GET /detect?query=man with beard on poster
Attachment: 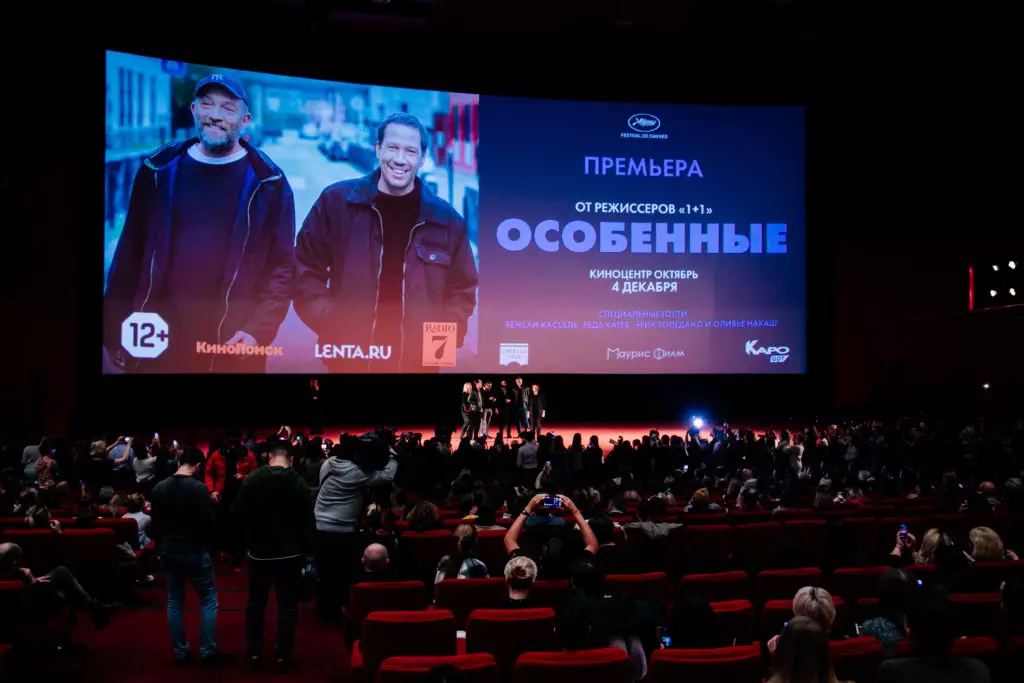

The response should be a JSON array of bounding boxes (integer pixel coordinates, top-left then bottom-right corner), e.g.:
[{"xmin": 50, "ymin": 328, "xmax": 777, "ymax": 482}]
[
  {"xmin": 294, "ymin": 113, "xmax": 478, "ymax": 373},
  {"xmin": 104, "ymin": 74, "xmax": 295, "ymax": 374}
]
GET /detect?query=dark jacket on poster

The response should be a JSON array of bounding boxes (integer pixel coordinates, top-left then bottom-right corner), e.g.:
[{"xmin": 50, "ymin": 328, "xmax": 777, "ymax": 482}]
[
  {"xmin": 232, "ymin": 465, "xmax": 314, "ymax": 560},
  {"xmin": 293, "ymin": 170, "xmax": 478, "ymax": 371},
  {"xmin": 104, "ymin": 138, "xmax": 295, "ymax": 372}
]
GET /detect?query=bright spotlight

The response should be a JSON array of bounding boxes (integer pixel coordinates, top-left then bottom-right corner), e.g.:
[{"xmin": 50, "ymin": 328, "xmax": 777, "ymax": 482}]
[
  {"xmin": 1009, "ymin": 261, "xmax": 1017, "ymax": 269},
  {"xmin": 983, "ymin": 383, "xmax": 990, "ymax": 390},
  {"xmin": 993, "ymin": 264, "xmax": 999, "ymax": 271},
  {"xmin": 1011, "ymin": 288, "xmax": 1017, "ymax": 296},
  {"xmin": 692, "ymin": 416, "xmax": 705, "ymax": 429},
  {"xmin": 990, "ymin": 290, "xmax": 997, "ymax": 297}
]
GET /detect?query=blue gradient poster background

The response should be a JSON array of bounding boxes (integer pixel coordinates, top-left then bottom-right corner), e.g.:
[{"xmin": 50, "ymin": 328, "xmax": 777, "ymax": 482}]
[{"xmin": 475, "ymin": 98, "xmax": 805, "ymax": 373}]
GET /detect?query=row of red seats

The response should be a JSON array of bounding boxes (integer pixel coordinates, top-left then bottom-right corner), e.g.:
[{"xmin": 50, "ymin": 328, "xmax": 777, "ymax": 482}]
[
  {"xmin": 350, "ymin": 608, "xmax": 1024, "ymax": 683},
  {"xmin": 345, "ymin": 576, "xmax": 1019, "ymax": 643}
]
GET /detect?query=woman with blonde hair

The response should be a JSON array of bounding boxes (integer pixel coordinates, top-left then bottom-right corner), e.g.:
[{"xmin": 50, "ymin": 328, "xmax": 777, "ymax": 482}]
[
  {"xmin": 435, "ymin": 524, "xmax": 489, "ymax": 583},
  {"xmin": 459, "ymin": 382, "xmax": 474, "ymax": 440},
  {"xmin": 913, "ymin": 528, "xmax": 953, "ymax": 564},
  {"xmin": 769, "ymin": 617, "xmax": 847, "ymax": 683},
  {"xmin": 969, "ymin": 526, "xmax": 1018, "ymax": 562},
  {"xmin": 769, "ymin": 586, "xmax": 837, "ymax": 654}
]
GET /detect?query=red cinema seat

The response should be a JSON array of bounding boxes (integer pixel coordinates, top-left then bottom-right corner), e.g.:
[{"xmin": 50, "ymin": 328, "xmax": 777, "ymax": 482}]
[
  {"xmin": 710, "ymin": 600, "xmax": 756, "ymax": 646},
  {"xmin": 680, "ymin": 571, "xmax": 752, "ymax": 603},
  {"xmin": 853, "ymin": 597, "xmax": 881, "ymax": 623},
  {"xmin": 474, "ymin": 530, "xmax": 510, "ymax": 574},
  {"xmin": 949, "ymin": 593, "xmax": 1002, "ymax": 637},
  {"xmin": 830, "ymin": 566, "xmax": 889, "ymax": 603},
  {"xmin": 435, "ymin": 578, "xmax": 507, "ymax": 628},
  {"xmin": 962, "ymin": 560, "xmax": 1024, "ymax": 594},
  {"xmin": 830, "ymin": 636, "xmax": 885, "ymax": 683},
  {"xmin": 842, "ymin": 517, "xmax": 879, "ymax": 557},
  {"xmin": 398, "ymin": 531, "xmax": 455, "ymax": 582},
  {"xmin": 908, "ymin": 563, "xmax": 937, "ymax": 585},
  {"xmin": 732, "ymin": 522, "xmax": 782, "ymax": 568},
  {"xmin": 0, "ymin": 580, "xmax": 73, "ymax": 649},
  {"xmin": 526, "ymin": 580, "xmax": 573, "ymax": 609},
  {"xmin": 466, "ymin": 608, "xmax": 557, "ymax": 673},
  {"xmin": 682, "ymin": 514, "xmax": 729, "ymax": 526},
  {"xmin": 606, "ymin": 572, "xmax": 673, "ymax": 606},
  {"xmin": 683, "ymin": 525, "xmax": 733, "ymax": 572},
  {"xmin": 377, "ymin": 654, "xmax": 499, "ymax": 683},
  {"xmin": 950, "ymin": 637, "xmax": 1002, "ymax": 680},
  {"xmin": 647, "ymin": 643, "xmax": 763, "ymax": 683},
  {"xmin": 727, "ymin": 512, "xmax": 773, "ymax": 526},
  {"xmin": 91, "ymin": 518, "xmax": 140, "ymax": 550},
  {"xmin": 772, "ymin": 509, "xmax": 816, "ymax": 524},
  {"xmin": 782, "ymin": 521, "xmax": 828, "ymax": 562},
  {"xmin": 756, "ymin": 567, "xmax": 825, "ymax": 603},
  {"xmin": 351, "ymin": 610, "xmax": 457, "ymax": 683},
  {"xmin": 346, "ymin": 582, "xmax": 428, "ymax": 644},
  {"xmin": 513, "ymin": 648, "xmax": 633, "ymax": 683}
]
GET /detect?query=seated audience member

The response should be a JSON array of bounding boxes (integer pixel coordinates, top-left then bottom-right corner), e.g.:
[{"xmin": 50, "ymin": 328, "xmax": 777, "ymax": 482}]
[
  {"xmin": 737, "ymin": 486, "xmax": 761, "ymax": 511},
  {"xmin": 556, "ymin": 599, "xmax": 596, "ymax": 652},
  {"xmin": 472, "ymin": 495, "xmax": 505, "ymax": 531},
  {"xmin": 25, "ymin": 504, "xmax": 60, "ymax": 532},
  {"xmin": 768, "ymin": 617, "xmax": 847, "ymax": 683},
  {"xmin": 623, "ymin": 498, "xmax": 682, "ymax": 540},
  {"xmin": 567, "ymin": 559, "xmax": 649, "ymax": 680},
  {"xmin": 968, "ymin": 526, "xmax": 1018, "ymax": 562},
  {"xmin": 435, "ymin": 524, "xmax": 489, "ymax": 583},
  {"xmin": 685, "ymin": 487, "xmax": 722, "ymax": 513},
  {"xmin": 359, "ymin": 543, "xmax": 393, "ymax": 582},
  {"xmin": 0, "ymin": 542, "xmax": 117, "ymax": 632},
  {"xmin": 875, "ymin": 586, "xmax": 991, "ymax": 683},
  {"xmin": 768, "ymin": 586, "xmax": 838, "ymax": 655},
  {"xmin": 122, "ymin": 493, "xmax": 152, "ymax": 548},
  {"xmin": 405, "ymin": 500, "xmax": 443, "ymax": 531},
  {"xmin": 75, "ymin": 494, "xmax": 101, "ymax": 525},
  {"xmin": 503, "ymin": 555, "xmax": 537, "ymax": 608},
  {"xmin": 913, "ymin": 528, "xmax": 952, "ymax": 565},
  {"xmin": 589, "ymin": 515, "xmax": 633, "ymax": 574},
  {"xmin": 504, "ymin": 494, "xmax": 599, "ymax": 575},
  {"xmin": 667, "ymin": 595, "xmax": 719, "ymax": 648},
  {"xmin": 859, "ymin": 568, "xmax": 915, "ymax": 656},
  {"xmin": 525, "ymin": 492, "xmax": 566, "ymax": 529}
]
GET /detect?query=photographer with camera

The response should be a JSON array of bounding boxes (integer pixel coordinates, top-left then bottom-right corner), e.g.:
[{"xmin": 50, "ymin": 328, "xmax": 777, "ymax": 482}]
[{"xmin": 313, "ymin": 432, "xmax": 398, "ymax": 623}]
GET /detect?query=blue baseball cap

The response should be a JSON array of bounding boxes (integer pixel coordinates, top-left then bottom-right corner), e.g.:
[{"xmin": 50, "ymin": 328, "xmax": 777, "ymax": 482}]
[{"xmin": 194, "ymin": 74, "xmax": 249, "ymax": 105}]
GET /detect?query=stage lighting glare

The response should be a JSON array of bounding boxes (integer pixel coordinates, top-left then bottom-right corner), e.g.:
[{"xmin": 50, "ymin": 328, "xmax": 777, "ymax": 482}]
[
  {"xmin": 1011, "ymin": 288, "xmax": 1017, "ymax": 296},
  {"xmin": 990, "ymin": 290, "xmax": 997, "ymax": 297},
  {"xmin": 993, "ymin": 264, "xmax": 999, "ymax": 271},
  {"xmin": 1010, "ymin": 261, "xmax": 1017, "ymax": 269},
  {"xmin": 983, "ymin": 383, "xmax": 991, "ymax": 389},
  {"xmin": 692, "ymin": 416, "xmax": 705, "ymax": 429}
]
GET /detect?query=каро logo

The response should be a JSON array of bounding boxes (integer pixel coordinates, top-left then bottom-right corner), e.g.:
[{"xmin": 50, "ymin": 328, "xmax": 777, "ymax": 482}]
[
  {"xmin": 627, "ymin": 113, "xmax": 661, "ymax": 133},
  {"xmin": 745, "ymin": 339, "xmax": 790, "ymax": 364}
]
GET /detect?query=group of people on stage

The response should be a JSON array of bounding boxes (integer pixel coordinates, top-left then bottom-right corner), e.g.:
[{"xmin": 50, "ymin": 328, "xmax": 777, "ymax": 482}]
[{"xmin": 460, "ymin": 377, "xmax": 546, "ymax": 441}]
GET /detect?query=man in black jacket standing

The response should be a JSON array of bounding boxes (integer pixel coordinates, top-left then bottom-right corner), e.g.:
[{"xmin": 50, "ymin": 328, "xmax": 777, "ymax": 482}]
[
  {"xmin": 232, "ymin": 442, "xmax": 313, "ymax": 672},
  {"xmin": 150, "ymin": 448, "xmax": 229, "ymax": 666},
  {"xmin": 104, "ymin": 75, "xmax": 295, "ymax": 374},
  {"xmin": 294, "ymin": 112, "xmax": 478, "ymax": 373},
  {"xmin": 528, "ymin": 384, "xmax": 547, "ymax": 435}
]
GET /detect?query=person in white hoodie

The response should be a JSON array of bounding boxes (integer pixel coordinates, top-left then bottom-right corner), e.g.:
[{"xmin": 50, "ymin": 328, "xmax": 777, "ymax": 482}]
[{"xmin": 312, "ymin": 434, "xmax": 398, "ymax": 623}]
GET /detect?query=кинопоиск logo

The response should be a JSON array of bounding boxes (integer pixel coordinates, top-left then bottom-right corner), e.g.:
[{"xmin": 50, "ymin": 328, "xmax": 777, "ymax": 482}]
[
  {"xmin": 627, "ymin": 113, "xmax": 661, "ymax": 133},
  {"xmin": 745, "ymin": 339, "xmax": 790, "ymax": 364}
]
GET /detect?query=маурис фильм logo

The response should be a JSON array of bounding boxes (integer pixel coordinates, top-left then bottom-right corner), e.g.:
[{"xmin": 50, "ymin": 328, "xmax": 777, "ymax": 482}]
[{"xmin": 627, "ymin": 113, "xmax": 661, "ymax": 133}]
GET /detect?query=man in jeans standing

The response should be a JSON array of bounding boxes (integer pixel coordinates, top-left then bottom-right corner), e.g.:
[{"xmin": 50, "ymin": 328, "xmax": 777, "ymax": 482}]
[
  {"xmin": 232, "ymin": 442, "xmax": 314, "ymax": 672},
  {"xmin": 150, "ymin": 448, "xmax": 230, "ymax": 667}
]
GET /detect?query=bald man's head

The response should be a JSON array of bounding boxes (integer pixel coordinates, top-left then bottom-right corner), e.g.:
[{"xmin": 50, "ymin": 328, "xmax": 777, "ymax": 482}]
[
  {"xmin": 979, "ymin": 481, "xmax": 997, "ymax": 496},
  {"xmin": 362, "ymin": 543, "xmax": 389, "ymax": 572}
]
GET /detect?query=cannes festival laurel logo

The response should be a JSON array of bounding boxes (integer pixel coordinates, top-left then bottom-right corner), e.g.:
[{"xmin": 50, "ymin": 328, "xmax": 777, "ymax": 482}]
[{"xmin": 627, "ymin": 113, "xmax": 661, "ymax": 133}]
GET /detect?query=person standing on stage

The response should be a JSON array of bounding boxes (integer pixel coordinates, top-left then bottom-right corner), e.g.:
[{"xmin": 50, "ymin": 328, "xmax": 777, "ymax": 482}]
[
  {"xmin": 481, "ymin": 381, "xmax": 496, "ymax": 438},
  {"xmin": 459, "ymin": 382, "xmax": 474, "ymax": 440},
  {"xmin": 496, "ymin": 379, "xmax": 515, "ymax": 439},
  {"xmin": 513, "ymin": 377, "xmax": 529, "ymax": 436},
  {"xmin": 309, "ymin": 379, "xmax": 322, "ymax": 435},
  {"xmin": 527, "ymin": 384, "xmax": 547, "ymax": 436}
]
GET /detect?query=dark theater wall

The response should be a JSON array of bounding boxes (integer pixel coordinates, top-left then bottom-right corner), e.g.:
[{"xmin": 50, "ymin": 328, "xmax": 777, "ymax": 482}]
[{"xmin": 3, "ymin": 5, "xmax": 1019, "ymax": 439}]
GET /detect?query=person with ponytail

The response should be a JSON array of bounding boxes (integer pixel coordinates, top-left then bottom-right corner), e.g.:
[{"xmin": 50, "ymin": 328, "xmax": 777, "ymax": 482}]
[{"xmin": 435, "ymin": 523, "xmax": 489, "ymax": 583}]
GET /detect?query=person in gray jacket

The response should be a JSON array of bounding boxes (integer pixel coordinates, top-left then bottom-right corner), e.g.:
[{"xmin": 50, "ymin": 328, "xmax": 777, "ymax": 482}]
[{"xmin": 313, "ymin": 434, "xmax": 398, "ymax": 622}]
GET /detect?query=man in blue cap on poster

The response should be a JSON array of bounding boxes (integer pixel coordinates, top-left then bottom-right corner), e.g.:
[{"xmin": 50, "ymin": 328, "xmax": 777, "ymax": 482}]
[{"xmin": 104, "ymin": 74, "xmax": 295, "ymax": 373}]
